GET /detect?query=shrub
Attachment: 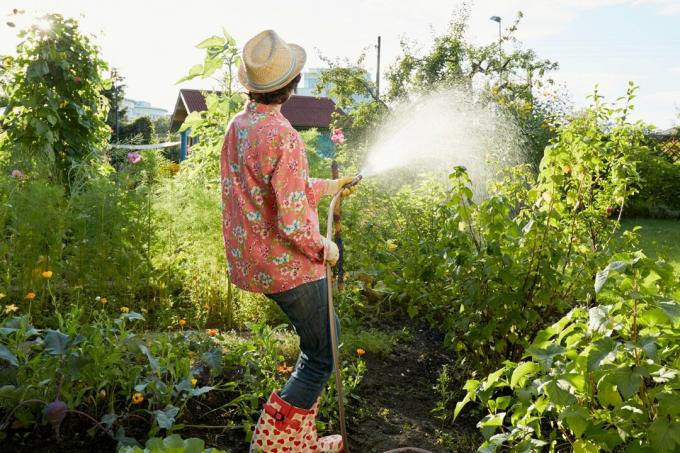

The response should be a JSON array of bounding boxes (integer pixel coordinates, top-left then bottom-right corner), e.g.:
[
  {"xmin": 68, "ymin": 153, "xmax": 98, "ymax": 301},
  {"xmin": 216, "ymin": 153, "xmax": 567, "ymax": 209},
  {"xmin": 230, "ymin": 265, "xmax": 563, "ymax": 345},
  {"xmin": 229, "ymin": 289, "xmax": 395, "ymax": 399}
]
[
  {"xmin": 627, "ymin": 141, "xmax": 680, "ymax": 218},
  {"xmin": 457, "ymin": 254, "xmax": 680, "ymax": 452}
]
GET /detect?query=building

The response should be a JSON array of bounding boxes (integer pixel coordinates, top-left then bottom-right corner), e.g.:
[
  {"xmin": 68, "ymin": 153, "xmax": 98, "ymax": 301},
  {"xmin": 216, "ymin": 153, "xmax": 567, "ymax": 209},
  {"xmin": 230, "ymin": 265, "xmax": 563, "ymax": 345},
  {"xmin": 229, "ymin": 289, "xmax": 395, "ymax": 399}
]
[
  {"xmin": 296, "ymin": 67, "xmax": 372, "ymax": 107},
  {"xmin": 169, "ymin": 89, "xmax": 342, "ymax": 160},
  {"xmin": 122, "ymin": 98, "xmax": 169, "ymax": 122}
]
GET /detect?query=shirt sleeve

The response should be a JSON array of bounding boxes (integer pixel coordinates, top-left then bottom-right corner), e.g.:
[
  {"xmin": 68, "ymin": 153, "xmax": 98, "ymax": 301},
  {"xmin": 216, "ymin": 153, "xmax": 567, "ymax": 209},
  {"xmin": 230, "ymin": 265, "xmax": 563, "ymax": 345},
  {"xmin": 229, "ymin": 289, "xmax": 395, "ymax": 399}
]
[
  {"xmin": 270, "ymin": 128, "xmax": 325, "ymax": 263},
  {"xmin": 308, "ymin": 178, "xmax": 331, "ymax": 205}
]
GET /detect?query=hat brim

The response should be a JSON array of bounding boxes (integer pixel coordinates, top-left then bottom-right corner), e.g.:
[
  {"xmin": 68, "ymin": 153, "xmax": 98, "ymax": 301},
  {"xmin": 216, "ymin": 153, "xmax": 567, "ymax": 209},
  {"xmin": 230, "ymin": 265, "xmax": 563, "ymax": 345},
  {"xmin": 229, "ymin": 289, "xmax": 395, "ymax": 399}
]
[{"xmin": 238, "ymin": 44, "xmax": 306, "ymax": 94}]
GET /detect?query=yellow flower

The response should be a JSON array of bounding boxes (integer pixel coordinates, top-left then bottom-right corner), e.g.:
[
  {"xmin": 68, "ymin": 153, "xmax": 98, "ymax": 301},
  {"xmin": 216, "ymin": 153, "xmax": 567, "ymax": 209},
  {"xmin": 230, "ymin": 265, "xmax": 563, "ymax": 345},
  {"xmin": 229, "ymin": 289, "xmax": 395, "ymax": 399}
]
[
  {"xmin": 356, "ymin": 348, "xmax": 366, "ymax": 357},
  {"xmin": 25, "ymin": 292, "xmax": 36, "ymax": 301},
  {"xmin": 191, "ymin": 378, "xmax": 198, "ymax": 386},
  {"xmin": 178, "ymin": 319, "xmax": 186, "ymax": 327},
  {"xmin": 131, "ymin": 393, "xmax": 144, "ymax": 404},
  {"xmin": 41, "ymin": 270, "xmax": 53, "ymax": 279},
  {"xmin": 4, "ymin": 304, "xmax": 18, "ymax": 314},
  {"xmin": 99, "ymin": 389, "xmax": 107, "ymax": 400},
  {"xmin": 207, "ymin": 328, "xmax": 218, "ymax": 337},
  {"xmin": 100, "ymin": 297, "xmax": 108, "ymax": 305},
  {"xmin": 120, "ymin": 306, "xmax": 129, "ymax": 313},
  {"xmin": 386, "ymin": 240, "xmax": 398, "ymax": 252},
  {"xmin": 562, "ymin": 164, "xmax": 572, "ymax": 174}
]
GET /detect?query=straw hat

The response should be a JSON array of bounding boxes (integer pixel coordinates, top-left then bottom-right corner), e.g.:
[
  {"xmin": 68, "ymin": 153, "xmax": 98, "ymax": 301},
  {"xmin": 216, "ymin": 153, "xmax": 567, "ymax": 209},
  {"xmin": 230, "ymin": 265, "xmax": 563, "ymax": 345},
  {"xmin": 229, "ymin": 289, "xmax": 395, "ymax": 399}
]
[{"xmin": 238, "ymin": 30, "xmax": 306, "ymax": 93}]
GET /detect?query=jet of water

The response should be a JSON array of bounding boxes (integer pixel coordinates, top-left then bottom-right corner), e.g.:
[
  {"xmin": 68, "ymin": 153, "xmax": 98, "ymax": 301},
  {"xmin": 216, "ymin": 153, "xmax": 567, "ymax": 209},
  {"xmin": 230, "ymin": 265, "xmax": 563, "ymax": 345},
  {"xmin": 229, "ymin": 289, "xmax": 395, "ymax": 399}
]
[{"xmin": 359, "ymin": 88, "xmax": 524, "ymax": 191}]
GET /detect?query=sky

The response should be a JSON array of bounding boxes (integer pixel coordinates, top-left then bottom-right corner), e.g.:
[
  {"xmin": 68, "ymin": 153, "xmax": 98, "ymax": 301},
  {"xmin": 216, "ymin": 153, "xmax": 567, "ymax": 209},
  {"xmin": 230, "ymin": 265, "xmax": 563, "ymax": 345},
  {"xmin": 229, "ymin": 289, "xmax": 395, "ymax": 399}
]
[{"xmin": 1, "ymin": 0, "xmax": 679, "ymax": 128}]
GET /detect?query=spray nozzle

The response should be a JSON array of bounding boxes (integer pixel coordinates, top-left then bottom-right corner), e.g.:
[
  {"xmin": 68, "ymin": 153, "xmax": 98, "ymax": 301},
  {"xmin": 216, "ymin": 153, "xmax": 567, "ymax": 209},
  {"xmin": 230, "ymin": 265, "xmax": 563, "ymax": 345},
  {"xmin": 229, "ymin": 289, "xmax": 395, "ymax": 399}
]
[{"xmin": 343, "ymin": 174, "xmax": 363, "ymax": 189}]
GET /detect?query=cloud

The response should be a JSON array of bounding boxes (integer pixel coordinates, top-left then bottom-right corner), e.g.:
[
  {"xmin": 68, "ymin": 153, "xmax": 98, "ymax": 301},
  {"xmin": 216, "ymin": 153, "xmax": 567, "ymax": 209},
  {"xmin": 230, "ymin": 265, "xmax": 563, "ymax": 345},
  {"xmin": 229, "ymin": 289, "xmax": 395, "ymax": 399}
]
[{"xmin": 633, "ymin": 0, "xmax": 680, "ymax": 15}]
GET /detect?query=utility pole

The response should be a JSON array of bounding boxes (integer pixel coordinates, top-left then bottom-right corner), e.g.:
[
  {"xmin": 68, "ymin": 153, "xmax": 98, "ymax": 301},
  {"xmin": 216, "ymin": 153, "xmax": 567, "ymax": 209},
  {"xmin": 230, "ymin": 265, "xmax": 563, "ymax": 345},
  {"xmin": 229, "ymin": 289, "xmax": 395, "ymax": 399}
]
[
  {"xmin": 490, "ymin": 16, "xmax": 502, "ymax": 87},
  {"xmin": 376, "ymin": 36, "xmax": 381, "ymax": 100},
  {"xmin": 112, "ymin": 67, "xmax": 120, "ymax": 141}
]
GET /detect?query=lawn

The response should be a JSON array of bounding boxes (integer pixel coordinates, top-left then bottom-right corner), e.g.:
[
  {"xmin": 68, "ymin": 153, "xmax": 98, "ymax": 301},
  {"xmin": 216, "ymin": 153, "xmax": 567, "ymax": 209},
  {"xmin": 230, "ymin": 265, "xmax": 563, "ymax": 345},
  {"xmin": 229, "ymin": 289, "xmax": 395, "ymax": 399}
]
[{"xmin": 621, "ymin": 218, "xmax": 680, "ymax": 272}]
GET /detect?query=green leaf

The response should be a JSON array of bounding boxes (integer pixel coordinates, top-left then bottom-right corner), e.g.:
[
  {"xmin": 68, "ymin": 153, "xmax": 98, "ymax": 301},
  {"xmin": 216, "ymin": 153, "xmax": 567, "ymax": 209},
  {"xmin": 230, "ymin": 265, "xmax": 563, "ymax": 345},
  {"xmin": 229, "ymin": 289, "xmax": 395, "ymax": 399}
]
[
  {"xmin": 649, "ymin": 418, "xmax": 680, "ymax": 451},
  {"xmin": 595, "ymin": 261, "xmax": 627, "ymax": 293},
  {"xmin": 477, "ymin": 412, "xmax": 505, "ymax": 440},
  {"xmin": 196, "ymin": 36, "xmax": 225, "ymax": 49},
  {"xmin": 202, "ymin": 56, "xmax": 223, "ymax": 78},
  {"xmin": 526, "ymin": 343, "xmax": 565, "ymax": 369},
  {"xmin": 574, "ymin": 439, "xmax": 603, "ymax": 453},
  {"xmin": 657, "ymin": 300, "xmax": 680, "ymax": 326},
  {"xmin": 612, "ymin": 367, "xmax": 643, "ymax": 399},
  {"xmin": 561, "ymin": 407, "xmax": 589, "ymax": 438},
  {"xmin": 588, "ymin": 306, "xmax": 612, "ymax": 334},
  {"xmin": 153, "ymin": 405, "xmax": 180, "ymax": 430},
  {"xmin": 44, "ymin": 329, "xmax": 71, "ymax": 355},
  {"xmin": 176, "ymin": 64, "xmax": 204, "ymax": 83},
  {"xmin": 544, "ymin": 379, "xmax": 576, "ymax": 405},
  {"xmin": 121, "ymin": 311, "xmax": 145, "ymax": 322},
  {"xmin": 510, "ymin": 362, "xmax": 541, "ymax": 389},
  {"xmin": 138, "ymin": 344, "xmax": 159, "ymax": 373},
  {"xmin": 597, "ymin": 379, "xmax": 622, "ymax": 407},
  {"xmin": 587, "ymin": 337, "xmax": 617, "ymax": 372},
  {"xmin": 0, "ymin": 344, "xmax": 18, "ymax": 367},
  {"xmin": 190, "ymin": 386, "xmax": 213, "ymax": 397}
]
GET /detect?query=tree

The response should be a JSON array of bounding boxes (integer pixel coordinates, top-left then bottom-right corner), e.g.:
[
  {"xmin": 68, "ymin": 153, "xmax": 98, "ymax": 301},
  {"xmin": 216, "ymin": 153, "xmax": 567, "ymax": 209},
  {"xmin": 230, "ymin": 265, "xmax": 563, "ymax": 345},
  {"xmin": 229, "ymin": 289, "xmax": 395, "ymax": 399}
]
[{"xmin": 0, "ymin": 14, "xmax": 110, "ymax": 191}]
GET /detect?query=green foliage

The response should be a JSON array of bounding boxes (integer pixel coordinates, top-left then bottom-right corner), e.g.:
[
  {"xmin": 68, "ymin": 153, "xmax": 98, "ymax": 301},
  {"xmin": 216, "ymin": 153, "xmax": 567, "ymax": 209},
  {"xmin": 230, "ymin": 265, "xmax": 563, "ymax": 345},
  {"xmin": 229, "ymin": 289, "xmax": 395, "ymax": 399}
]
[
  {"xmin": 119, "ymin": 434, "xmax": 229, "ymax": 453},
  {"xmin": 0, "ymin": 14, "xmax": 110, "ymax": 191},
  {"xmin": 0, "ymin": 305, "xmax": 217, "ymax": 444},
  {"xmin": 457, "ymin": 254, "xmax": 680, "ymax": 452},
  {"xmin": 342, "ymin": 87, "xmax": 644, "ymax": 370},
  {"xmin": 120, "ymin": 116, "xmax": 157, "ymax": 144},
  {"xmin": 627, "ymin": 139, "xmax": 680, "ymax": 218}
]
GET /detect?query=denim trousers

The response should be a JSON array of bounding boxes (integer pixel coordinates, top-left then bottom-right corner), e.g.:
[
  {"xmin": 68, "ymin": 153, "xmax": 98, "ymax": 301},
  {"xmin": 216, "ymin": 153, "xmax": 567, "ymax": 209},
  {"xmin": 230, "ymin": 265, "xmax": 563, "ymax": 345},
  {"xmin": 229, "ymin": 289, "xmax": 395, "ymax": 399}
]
[{"xmin": 266, "ymin": 277, "xmax": 340, "ymax": 410}]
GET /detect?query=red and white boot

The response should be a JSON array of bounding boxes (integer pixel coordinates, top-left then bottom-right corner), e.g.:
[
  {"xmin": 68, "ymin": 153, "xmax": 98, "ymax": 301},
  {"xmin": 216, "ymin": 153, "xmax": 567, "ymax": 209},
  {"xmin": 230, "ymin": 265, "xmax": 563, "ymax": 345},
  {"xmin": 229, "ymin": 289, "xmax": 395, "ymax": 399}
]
[{"xmin": 250, "ymin": 392, "xmax": 344, "ymax": 453}]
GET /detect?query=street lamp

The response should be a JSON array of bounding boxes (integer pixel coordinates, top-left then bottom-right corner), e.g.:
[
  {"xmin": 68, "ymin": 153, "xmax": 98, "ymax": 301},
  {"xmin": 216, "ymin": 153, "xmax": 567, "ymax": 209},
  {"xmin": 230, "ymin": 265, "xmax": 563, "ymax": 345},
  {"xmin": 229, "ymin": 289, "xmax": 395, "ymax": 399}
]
[{"xmin": 490, "ymin": 16, "xmax": 502, "ymax": 86}]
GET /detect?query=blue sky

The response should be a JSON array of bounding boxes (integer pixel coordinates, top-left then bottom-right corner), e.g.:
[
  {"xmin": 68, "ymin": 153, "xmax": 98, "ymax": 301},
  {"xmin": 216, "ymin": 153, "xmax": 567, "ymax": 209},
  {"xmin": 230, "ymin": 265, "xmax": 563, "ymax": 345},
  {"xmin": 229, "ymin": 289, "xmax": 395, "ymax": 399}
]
[{"xmin": 1, "ymin": 0, "xmax": 678, "ymax": 128}]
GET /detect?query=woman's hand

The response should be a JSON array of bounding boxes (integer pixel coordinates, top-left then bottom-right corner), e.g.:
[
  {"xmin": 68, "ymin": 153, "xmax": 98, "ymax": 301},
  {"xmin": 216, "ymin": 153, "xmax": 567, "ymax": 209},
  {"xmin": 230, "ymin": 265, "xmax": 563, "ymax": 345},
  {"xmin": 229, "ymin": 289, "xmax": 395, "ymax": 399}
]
[
  {"xmin": 327, "ymin": 176, "xmax": 358, "ymax": 197},
  {"xmin": 322, "ymin": 238, "xmax": 339, "ymax": 266}
]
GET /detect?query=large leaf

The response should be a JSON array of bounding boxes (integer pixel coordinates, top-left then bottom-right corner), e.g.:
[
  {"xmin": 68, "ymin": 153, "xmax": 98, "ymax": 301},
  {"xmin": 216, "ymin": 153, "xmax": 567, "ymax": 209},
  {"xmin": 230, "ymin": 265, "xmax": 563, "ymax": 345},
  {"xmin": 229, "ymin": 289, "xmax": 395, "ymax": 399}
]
[
  {"xmin": 560, "ymin": 407, "xmax": 589, "ymax": 438},
  {"xmin": 657, "ymin": 300, "xmax": 680, "ymax": 326},
  {"xmin": 587, "ymin": 337, "xmax": 617, "ymax": 372},
  {"xmin": 153, "ymin": 405, "xmax": 179, "ymax": 430},
  {"xmin": 612, "ymin": 367, "xmax": 643, "ymax": 399},
  {"xmin": 44, "ymin": 329, "xmax": 71, "ymax": 355},
  {"xmin": 649, "ymin": 418, "xmax": 680, "ymax": 451},
  {"xmin": 0, "ymin": 344, "xmax": 18, "ymax": 367},
  {"xmin": 138, "ymin": 344, "xmax": 159, "ymax": 373},
  {"xmin": 196, "ymin": 35, "xmax": 225, "ymax": 49},
  {"xmin": 526, "ymin": 343, "xmax": 565, "ymax": 369},
  {"xmin": 594, "ymin": 261, "xmax": 627, "ymax": 293},
  {"xmin": 510, "ymin": 362, "xmax": 541, "ymax": 389},
  {"xmin": 588, "ymin": 306, "xmax": 612, "ymax": 334},
  {"xmin": 573, "ymin": 439, "xmax": 603, "ymax": 453}
]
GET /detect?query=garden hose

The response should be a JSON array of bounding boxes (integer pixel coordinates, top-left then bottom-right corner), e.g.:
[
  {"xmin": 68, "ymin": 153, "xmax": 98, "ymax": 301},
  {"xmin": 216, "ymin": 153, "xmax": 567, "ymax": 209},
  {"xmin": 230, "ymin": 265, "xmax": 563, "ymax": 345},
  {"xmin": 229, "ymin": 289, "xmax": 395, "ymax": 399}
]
[{"xmin": 325, "ymin": 175, "xmax": 433, "ymax": 453}]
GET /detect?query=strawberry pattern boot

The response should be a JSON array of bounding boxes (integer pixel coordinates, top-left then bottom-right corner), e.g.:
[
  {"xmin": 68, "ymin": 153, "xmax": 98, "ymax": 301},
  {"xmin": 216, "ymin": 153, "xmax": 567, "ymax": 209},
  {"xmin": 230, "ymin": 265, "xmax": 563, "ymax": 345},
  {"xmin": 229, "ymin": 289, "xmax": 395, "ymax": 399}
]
[{"xmin": 250, "ymin": 392, "xmax": 344, "ymax": 453}]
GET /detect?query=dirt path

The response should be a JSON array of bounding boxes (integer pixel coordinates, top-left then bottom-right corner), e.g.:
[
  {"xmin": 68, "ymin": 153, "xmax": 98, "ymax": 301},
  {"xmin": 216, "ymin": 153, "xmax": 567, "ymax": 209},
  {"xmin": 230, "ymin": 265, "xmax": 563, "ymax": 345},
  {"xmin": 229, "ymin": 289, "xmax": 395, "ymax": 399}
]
[{"xmin": 346, "ymin": 324, "xmax": 480, "ymax": 453}]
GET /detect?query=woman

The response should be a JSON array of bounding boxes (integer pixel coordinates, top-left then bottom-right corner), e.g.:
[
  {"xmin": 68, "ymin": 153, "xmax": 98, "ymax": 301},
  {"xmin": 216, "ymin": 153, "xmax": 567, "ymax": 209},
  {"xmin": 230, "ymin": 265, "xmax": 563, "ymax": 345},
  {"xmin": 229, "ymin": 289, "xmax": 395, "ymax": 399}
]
[{"xmin": 221, "ymin": 30, "xmax": 354, "ymax": 452}]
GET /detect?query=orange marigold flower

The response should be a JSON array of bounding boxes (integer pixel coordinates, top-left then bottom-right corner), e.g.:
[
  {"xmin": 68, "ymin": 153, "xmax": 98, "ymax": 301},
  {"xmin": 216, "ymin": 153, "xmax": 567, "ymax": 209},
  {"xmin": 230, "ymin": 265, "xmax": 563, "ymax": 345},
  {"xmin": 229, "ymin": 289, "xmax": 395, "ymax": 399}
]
[
  {"xmin": 131, "ymin": 393, "xmax": 144, "ymax": 404},
  {"xmin": 25, "ymin": 292, "xmax": 36, "ymax": 301},
  {"xmin": 178, "ymin": 319, "xmax": 187, "ymax": 327},
  {"xmin": 356, "ymin": 348, "xmax": 366, "ymax": 357},
  {"xmin": 276, "ymin": 362, "xmax": 293, "ymax": 375},
  {"xmin": 41, "ymin": 271, "xmax": 53, "ymax": 279},
  {"xmin": 207, "ymin": 328, "xmax": 218, "ymax": 337},
  {"xmin": 120, "ymin": 306, "xmax": 129, "ymax": 314}
]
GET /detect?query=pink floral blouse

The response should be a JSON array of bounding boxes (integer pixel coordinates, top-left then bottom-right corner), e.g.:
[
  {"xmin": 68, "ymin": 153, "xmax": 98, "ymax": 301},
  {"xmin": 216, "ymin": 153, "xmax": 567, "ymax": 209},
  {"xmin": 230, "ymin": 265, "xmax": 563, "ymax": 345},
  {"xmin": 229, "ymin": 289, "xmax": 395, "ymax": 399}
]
[{"xmin": 220, "ymin": 101, "xmax": 330, "ymax": 293}]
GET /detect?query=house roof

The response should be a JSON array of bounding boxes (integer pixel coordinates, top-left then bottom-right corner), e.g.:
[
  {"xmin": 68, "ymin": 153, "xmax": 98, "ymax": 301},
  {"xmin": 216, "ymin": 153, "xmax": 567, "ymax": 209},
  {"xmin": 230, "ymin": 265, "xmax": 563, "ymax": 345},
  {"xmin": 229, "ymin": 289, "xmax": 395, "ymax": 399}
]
[{"xmin": 170, "ymin": 89, "xmax": 341, "ymax": 132}]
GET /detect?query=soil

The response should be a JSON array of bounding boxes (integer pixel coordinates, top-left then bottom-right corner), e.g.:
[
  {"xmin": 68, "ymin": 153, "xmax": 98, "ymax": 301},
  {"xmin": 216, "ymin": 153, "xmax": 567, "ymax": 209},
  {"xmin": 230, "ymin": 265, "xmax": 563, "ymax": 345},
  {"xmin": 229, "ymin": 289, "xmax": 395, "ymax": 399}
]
[{"xmin": 2, "ymin": 322, "xmax": 481, "ymax": 453}]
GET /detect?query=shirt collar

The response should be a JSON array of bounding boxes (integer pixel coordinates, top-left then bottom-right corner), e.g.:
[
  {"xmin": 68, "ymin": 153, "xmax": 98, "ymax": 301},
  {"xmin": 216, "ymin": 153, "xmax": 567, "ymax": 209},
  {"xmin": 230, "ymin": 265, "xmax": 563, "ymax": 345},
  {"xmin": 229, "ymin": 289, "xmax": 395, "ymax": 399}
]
[{"xmin": 247, "ymin": 101, "xmax": 280, "ymax": 115}]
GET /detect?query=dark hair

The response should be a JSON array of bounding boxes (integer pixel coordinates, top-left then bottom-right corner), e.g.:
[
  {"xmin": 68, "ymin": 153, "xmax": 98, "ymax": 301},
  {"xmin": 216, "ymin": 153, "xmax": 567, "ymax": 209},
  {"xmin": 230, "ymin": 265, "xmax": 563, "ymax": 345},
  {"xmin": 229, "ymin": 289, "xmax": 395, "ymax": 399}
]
[{"xmin": 248, "ymin": 73, "xmax": 301, "ymax": 105}]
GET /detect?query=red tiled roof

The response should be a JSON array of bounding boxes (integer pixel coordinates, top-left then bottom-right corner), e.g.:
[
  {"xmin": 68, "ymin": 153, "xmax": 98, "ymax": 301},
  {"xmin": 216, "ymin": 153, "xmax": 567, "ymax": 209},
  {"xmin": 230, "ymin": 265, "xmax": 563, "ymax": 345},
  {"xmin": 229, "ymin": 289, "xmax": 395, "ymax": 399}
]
[{"xmin": 171, "ymin": 89, "xmax": 340, "ymax": 131}]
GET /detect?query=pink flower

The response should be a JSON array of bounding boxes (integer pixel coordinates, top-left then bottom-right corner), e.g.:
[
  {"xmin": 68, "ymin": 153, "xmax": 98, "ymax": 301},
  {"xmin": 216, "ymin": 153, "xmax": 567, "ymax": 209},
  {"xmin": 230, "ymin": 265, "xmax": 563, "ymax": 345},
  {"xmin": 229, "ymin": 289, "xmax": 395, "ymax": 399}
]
[
  {"xmin": 330, "ymin": 128, "xmax": 345, "ymax": 145},
  {"xmin": 11, "ymin": 169, "xmax": 25, "ymax": 179},
  {"xmin": 127, "ymin": 152, "xmax": 141, "ymax": 164}
]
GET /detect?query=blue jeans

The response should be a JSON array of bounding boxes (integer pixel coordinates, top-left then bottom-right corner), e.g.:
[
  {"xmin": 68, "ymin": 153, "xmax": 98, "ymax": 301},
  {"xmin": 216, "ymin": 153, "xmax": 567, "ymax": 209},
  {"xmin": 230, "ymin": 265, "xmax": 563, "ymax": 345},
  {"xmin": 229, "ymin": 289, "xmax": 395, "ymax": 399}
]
[{"xmin": 266, "ymin": 277, "xmax": 340, "ymax": 410}]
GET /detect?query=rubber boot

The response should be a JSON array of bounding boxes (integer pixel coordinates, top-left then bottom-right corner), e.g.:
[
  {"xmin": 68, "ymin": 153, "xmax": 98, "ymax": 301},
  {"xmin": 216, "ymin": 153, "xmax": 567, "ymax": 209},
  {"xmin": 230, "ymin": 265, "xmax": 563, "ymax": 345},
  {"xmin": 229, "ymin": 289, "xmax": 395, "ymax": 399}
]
[
  {"xmin": 304, "ymin": 398, "xmax": 343, "ymax": 452},
  {"xmin": 250, "ymin": 392, "xmax": 343, "ymax": 453}
]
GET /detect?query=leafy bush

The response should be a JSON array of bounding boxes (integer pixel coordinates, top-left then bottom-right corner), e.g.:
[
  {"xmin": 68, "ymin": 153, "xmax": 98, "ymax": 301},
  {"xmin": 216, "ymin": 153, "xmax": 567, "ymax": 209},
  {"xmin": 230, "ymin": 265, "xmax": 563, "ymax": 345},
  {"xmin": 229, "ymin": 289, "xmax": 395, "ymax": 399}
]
[
  {"xmin": 0, "ymin": 14, "xmax": 110, "ymax": 192},
  {"xmin": 457, "ymin": 254, "xmax": 680, "ymax": 452},
  {"xmin": 627, "ymin": 142, "xmax": 680, "ymax": 218},
  {"xmin": 119, "ymin": 434, "xmax": 229, "ymax": 453},
  {"xmin": 342, "ymin": 88, "xmax": 644, "ymax": 370}
]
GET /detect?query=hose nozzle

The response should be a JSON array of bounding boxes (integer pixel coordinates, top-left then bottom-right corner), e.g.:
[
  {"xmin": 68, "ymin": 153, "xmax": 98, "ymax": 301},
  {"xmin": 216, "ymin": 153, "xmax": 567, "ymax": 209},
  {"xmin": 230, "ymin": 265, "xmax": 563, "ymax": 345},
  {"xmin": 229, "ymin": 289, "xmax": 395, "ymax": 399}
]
[{"xmin": 344, "ymin": 174, "xmax": 363, "ymax": 189}]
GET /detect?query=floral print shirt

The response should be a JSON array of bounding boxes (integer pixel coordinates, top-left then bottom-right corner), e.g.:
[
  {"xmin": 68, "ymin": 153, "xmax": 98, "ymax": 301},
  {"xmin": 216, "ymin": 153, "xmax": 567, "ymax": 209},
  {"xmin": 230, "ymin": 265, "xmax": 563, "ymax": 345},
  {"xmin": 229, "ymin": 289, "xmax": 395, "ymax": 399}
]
[{"xmin": 220, "ymin": 101, "xmax": 330, "ymax": 293}]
